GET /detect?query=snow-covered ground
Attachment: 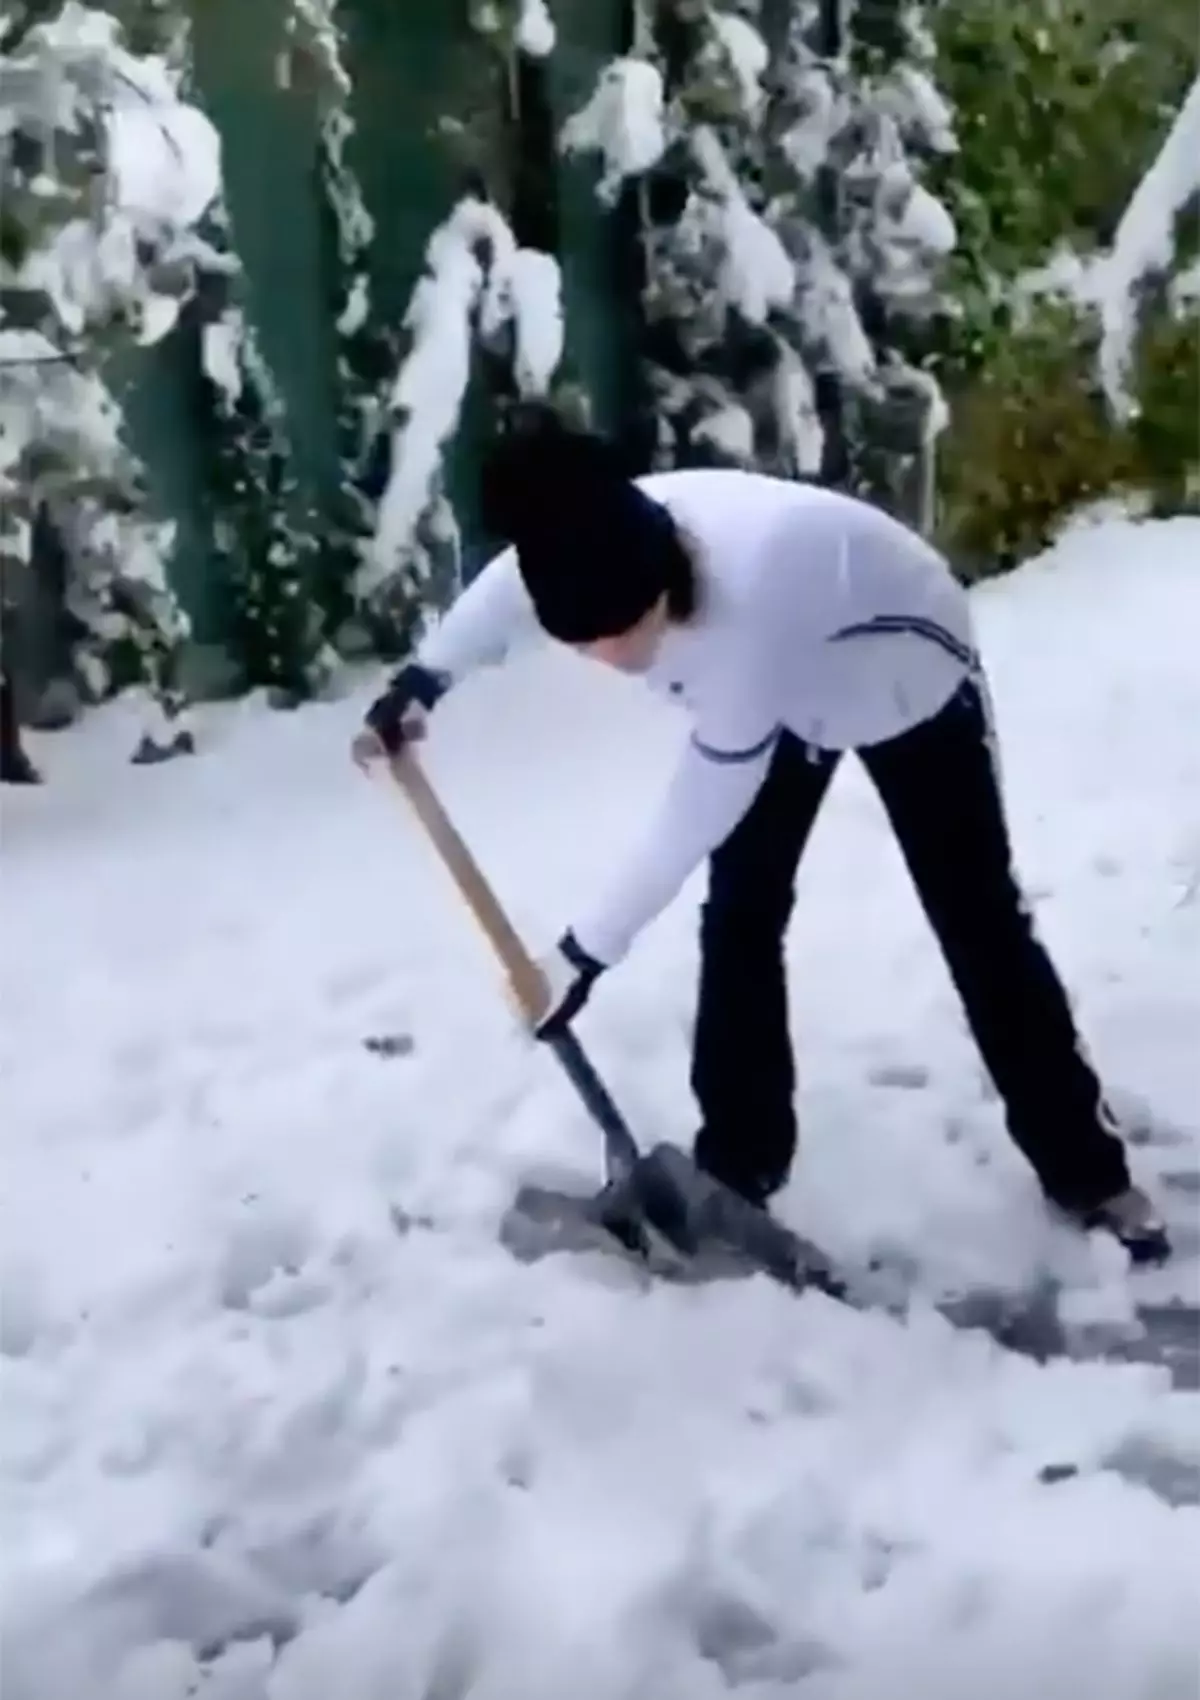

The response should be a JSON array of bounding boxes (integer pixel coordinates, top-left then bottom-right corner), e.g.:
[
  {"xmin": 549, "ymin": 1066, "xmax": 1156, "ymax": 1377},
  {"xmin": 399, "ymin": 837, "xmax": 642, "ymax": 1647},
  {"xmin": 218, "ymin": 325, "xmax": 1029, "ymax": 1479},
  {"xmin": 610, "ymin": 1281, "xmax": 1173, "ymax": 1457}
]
[{"xmin": 2, "ymin": 514, "xmax": 1199, "ymax": 1700}]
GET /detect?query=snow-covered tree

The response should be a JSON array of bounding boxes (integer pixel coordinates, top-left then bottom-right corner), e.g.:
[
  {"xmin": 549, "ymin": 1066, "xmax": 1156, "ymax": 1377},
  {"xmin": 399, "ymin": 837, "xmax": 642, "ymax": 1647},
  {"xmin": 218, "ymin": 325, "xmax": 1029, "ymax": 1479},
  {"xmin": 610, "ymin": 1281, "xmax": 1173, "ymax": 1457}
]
[
  {"xmin": 276, "ymin": 0, "xmax": 393, "ymax": 646},
  {"xmin": 186, "ymin": 197, "xmax": 338, "ymax": 706},
  {"xmin": 0, "ymin": 332, "xmax": 189, "ymax": 733},
  {"xmin": 470, "ymin": 0, "xmax": 567, "ymax": 403},
  {"xmin": 560, "ymin": 1, "xmax": 957, "ymax": 527},
  {"xmin": 170, "ymin": 0, "xmax": 382, "ymax": 706},
  {"xmin": 836, "ymin": 2, "xmax": 959, "ymax": 519},
  {"xmin": 0, "ymin": 0, "xmax": 220, "ymax": 761},
  {"xmin": 319, "ymin": 0, "xmax": 574, "ymax": 661}
]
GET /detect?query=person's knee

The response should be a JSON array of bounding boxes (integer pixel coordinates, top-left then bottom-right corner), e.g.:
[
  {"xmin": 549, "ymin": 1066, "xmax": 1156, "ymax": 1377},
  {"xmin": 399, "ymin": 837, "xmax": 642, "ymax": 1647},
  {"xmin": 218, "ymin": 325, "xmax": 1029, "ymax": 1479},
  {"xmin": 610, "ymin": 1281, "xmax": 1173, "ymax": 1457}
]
[{"xmin": 701, "ymin": 871, "xmax": 794, "ymax": 951}]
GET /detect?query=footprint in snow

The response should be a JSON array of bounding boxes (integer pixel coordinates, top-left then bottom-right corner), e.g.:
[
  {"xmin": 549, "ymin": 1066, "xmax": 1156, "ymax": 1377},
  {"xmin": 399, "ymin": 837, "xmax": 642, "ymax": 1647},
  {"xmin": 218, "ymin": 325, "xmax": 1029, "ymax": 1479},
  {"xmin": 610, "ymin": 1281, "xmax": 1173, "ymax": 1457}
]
[
  {"xmin": 322, "ymin": 961, "xmax": 396, "ymax": 1006},
  {"xmin": 216, "ymin": 1207, "xmax": 315, "ymax": 1312},
  {"xmin": 866, "ymin": 1061, "xmax": 932, "ymax": 1091}
]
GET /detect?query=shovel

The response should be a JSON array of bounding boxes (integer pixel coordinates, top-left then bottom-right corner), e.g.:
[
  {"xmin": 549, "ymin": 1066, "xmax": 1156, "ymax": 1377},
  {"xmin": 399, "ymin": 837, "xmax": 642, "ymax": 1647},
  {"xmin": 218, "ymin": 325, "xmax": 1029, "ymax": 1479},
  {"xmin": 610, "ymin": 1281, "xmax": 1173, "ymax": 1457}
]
[{"xmin": 387, "ymin": 749, "xmax": 848, "ymax": 1293}]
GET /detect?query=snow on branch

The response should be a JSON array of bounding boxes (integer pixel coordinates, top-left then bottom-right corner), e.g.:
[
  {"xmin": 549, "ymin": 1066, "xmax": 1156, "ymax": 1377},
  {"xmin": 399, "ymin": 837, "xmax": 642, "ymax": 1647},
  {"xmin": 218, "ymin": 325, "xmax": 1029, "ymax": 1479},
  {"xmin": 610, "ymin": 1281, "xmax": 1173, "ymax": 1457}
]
[
  {"xmin": 710, "ymin": 12, "xmax": 769, "ymax": 118},
  {"xmin": 689, "ymin": 126, "xmax": 796, "ymax": 325},
  {"xmin": 559, "ymin": 56, "xmax": 666, "ymax": 206},
  {"xmin": 1, "ymin": 3, "xmax": 221, "ymax": 353},
  {"xmin": 363, "ymin": 194, "xmax": 564, "ymax": 599},
  {"xmin": 1096, "ymin": 72, "xmax": 1200, "ymax": 420},
  {"xmin": 516, "ymin": 0, "xmax": 556, "ymax": 58},
  {"xmin": 468, "ymin": 0, "xmax": 556, "ymax": 57},
  {"xmin": 371, "ymin": 204, "xmax": 488, "ymax": 581},
  {"xmin": 0, "ymin": 322, "xmax": 191, "ymax": 746},
  {"xmin": 280, "ymin": 0, "xmax": 385, "ymax": 638},
  {"xmin": 278, "ymin": 0, "xmax": 352, "ymax": 100}
]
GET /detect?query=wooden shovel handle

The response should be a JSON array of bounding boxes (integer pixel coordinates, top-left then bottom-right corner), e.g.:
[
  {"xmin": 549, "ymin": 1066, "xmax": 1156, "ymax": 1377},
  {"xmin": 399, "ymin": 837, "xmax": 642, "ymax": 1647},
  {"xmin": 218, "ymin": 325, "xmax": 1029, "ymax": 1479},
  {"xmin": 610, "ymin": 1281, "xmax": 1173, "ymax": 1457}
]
[{"xmin": 388, "ymin": 749, "xmax": 549, "ymax": 1024}]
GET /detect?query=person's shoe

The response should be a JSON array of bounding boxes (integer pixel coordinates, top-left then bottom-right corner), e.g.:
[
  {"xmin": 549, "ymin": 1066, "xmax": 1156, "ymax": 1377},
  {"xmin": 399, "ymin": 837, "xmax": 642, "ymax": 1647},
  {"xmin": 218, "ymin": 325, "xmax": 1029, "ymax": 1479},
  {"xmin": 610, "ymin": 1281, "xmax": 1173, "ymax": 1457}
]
[
  {"xmin": 1072, "ymin": 1185, "xmax": 1172, "ymax": 1265},
  {"xmin": 692, "ymin": 1144, "xmax": 789, "ymax": 1211},
  {"xmin": 0, "ymin": 745, "xmax": 41, "ymax": 784}
]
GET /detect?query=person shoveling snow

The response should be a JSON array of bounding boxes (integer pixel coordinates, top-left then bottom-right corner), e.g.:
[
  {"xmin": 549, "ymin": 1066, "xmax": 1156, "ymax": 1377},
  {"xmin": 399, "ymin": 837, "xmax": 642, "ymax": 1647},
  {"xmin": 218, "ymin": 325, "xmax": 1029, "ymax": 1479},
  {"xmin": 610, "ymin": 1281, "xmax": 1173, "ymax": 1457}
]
[{"xmin": 352, "ymin": 403, "xmax": 1170, "ymax": 1272}]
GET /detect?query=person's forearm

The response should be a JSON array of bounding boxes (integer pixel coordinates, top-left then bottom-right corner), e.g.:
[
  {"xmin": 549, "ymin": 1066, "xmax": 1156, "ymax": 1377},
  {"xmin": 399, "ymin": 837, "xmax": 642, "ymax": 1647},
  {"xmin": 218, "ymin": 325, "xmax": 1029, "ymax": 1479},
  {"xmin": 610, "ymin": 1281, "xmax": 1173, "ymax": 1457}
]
[
  {"xmin": 569, "ymin": 726, "xmax": 779, "ymax": 966},
  {"xmin": 414, "ymin": 546, "xmax": 540, "ymax": 684}
]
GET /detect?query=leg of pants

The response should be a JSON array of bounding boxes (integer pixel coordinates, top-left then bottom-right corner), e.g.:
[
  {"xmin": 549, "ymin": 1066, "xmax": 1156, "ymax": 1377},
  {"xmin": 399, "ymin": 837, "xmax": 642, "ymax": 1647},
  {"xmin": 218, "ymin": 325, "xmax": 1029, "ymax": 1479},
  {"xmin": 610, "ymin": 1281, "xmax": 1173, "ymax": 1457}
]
[
  {"xmin": 691, "ymin": 732, "xmax": 840, "ymax": 1198},
  {"xmin": 859, "ymin": 676, "xmax": 1130, "ymax": 1210}
]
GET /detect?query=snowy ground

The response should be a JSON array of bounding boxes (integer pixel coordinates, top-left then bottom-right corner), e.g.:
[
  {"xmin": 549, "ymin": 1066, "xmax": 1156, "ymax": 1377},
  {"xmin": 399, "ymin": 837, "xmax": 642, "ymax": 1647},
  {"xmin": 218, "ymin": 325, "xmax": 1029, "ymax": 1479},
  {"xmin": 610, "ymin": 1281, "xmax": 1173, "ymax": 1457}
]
[{"xmin": 2, "ymin": 514, "xmax": 1199, "ymax": 1700}]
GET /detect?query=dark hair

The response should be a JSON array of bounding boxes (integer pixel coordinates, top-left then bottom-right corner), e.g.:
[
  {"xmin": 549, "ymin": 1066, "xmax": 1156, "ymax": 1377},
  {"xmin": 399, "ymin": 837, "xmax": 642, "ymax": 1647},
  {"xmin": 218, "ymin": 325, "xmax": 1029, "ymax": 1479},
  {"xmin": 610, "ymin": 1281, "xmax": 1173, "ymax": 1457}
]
[
  {"xmin": 663, "ymin": 522, "xmax": 699, "ymax": 624},
  {"xmin": 479, "ymin": 401, "xmax": 701, "ymax": 636},
  {"xmin": 479, "ymin": 402, "xmax": 628, "ymax": 544}
]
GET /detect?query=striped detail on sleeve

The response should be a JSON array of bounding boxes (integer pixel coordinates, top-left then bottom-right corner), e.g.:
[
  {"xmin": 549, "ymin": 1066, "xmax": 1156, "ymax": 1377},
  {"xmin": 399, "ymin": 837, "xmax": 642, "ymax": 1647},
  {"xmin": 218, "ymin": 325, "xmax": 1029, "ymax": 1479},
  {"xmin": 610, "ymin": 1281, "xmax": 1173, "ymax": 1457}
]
[
  {"xmin": 827, "ymin": 614, "xmax": 977, "ymax": 667},
  {"xmin": 690, "ymin": 726, "xmax": 781, "ymax": 764}
]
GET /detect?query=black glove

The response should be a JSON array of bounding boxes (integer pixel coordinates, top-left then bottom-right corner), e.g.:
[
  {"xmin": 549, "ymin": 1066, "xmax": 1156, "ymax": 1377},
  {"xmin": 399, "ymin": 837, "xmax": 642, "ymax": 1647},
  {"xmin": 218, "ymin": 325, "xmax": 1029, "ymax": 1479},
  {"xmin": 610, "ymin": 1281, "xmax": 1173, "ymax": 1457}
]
[
  {"xmin": 363, "ymin": 662, "xmax": 449, "ymax": 756},
  {"xmin": 528, "ymin": 930, "xmax": 607, "ymax": 1039}
]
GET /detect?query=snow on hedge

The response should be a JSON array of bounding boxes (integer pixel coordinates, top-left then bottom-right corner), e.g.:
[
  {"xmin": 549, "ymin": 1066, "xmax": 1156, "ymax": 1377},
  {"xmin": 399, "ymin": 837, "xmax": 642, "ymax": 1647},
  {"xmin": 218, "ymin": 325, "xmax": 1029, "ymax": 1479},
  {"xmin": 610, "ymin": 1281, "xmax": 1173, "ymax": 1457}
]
[{"xmin": 559, "ymin": 5, "xmax": 957, "ymax": 488}]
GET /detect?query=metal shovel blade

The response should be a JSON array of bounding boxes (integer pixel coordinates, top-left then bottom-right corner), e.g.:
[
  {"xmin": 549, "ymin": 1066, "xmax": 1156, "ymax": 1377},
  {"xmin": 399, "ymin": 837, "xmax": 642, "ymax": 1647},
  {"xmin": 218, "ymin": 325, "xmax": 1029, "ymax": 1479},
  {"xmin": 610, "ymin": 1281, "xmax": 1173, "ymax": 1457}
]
[
  {"xmin": 498, "ymin": 1161, "xmax": 710, "ymax": 1279},
  {"xmin": 498, "ymin": 1141, "xmax": 849, "ymax": 1296},
  {"xmin": 634, "ymin": 1142, "xmax": 850, "ymax": 1298}
]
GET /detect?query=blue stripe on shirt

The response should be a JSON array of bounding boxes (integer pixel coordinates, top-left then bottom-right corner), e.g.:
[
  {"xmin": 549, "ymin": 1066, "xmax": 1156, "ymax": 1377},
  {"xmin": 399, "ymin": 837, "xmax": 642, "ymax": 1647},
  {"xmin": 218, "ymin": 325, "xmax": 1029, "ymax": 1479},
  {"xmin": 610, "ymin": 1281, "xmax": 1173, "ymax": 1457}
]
[
  {"xmin": 828, "ymin": 614, "xmax": 977, "ymax": 667},
  {"xmin": 691, "ymin": 726, "xmax": 781, "ymax": 764}
]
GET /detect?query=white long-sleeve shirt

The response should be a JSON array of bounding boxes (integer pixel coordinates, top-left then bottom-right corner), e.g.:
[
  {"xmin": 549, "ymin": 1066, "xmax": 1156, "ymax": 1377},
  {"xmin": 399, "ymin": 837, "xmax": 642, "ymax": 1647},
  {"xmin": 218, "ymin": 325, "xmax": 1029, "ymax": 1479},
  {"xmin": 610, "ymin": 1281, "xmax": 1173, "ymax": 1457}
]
[{"xmin": 416, "ymin": 468, "xmax": 977, "ymax": 966}]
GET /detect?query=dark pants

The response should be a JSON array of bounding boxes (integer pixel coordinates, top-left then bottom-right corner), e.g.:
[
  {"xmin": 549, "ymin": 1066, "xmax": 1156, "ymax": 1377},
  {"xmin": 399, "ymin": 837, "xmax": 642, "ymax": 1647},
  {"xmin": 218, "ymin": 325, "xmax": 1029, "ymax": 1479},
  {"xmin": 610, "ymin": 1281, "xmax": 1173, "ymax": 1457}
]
[{"xmin": 691, "ymin": 676, "xmax": 1131, "ymax": 1212}]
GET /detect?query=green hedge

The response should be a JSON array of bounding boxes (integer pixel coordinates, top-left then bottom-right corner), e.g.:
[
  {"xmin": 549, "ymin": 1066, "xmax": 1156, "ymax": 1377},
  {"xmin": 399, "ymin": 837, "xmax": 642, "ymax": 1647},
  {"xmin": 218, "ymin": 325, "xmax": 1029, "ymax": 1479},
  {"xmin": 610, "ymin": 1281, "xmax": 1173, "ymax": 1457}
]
[
  {"xmin": 936, "ymin": 296, "xmax": 1198, "ymax": 574},
  {"xmin": 929, "ymin": 0, "xmax": 1198, "ymax": 569}
]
